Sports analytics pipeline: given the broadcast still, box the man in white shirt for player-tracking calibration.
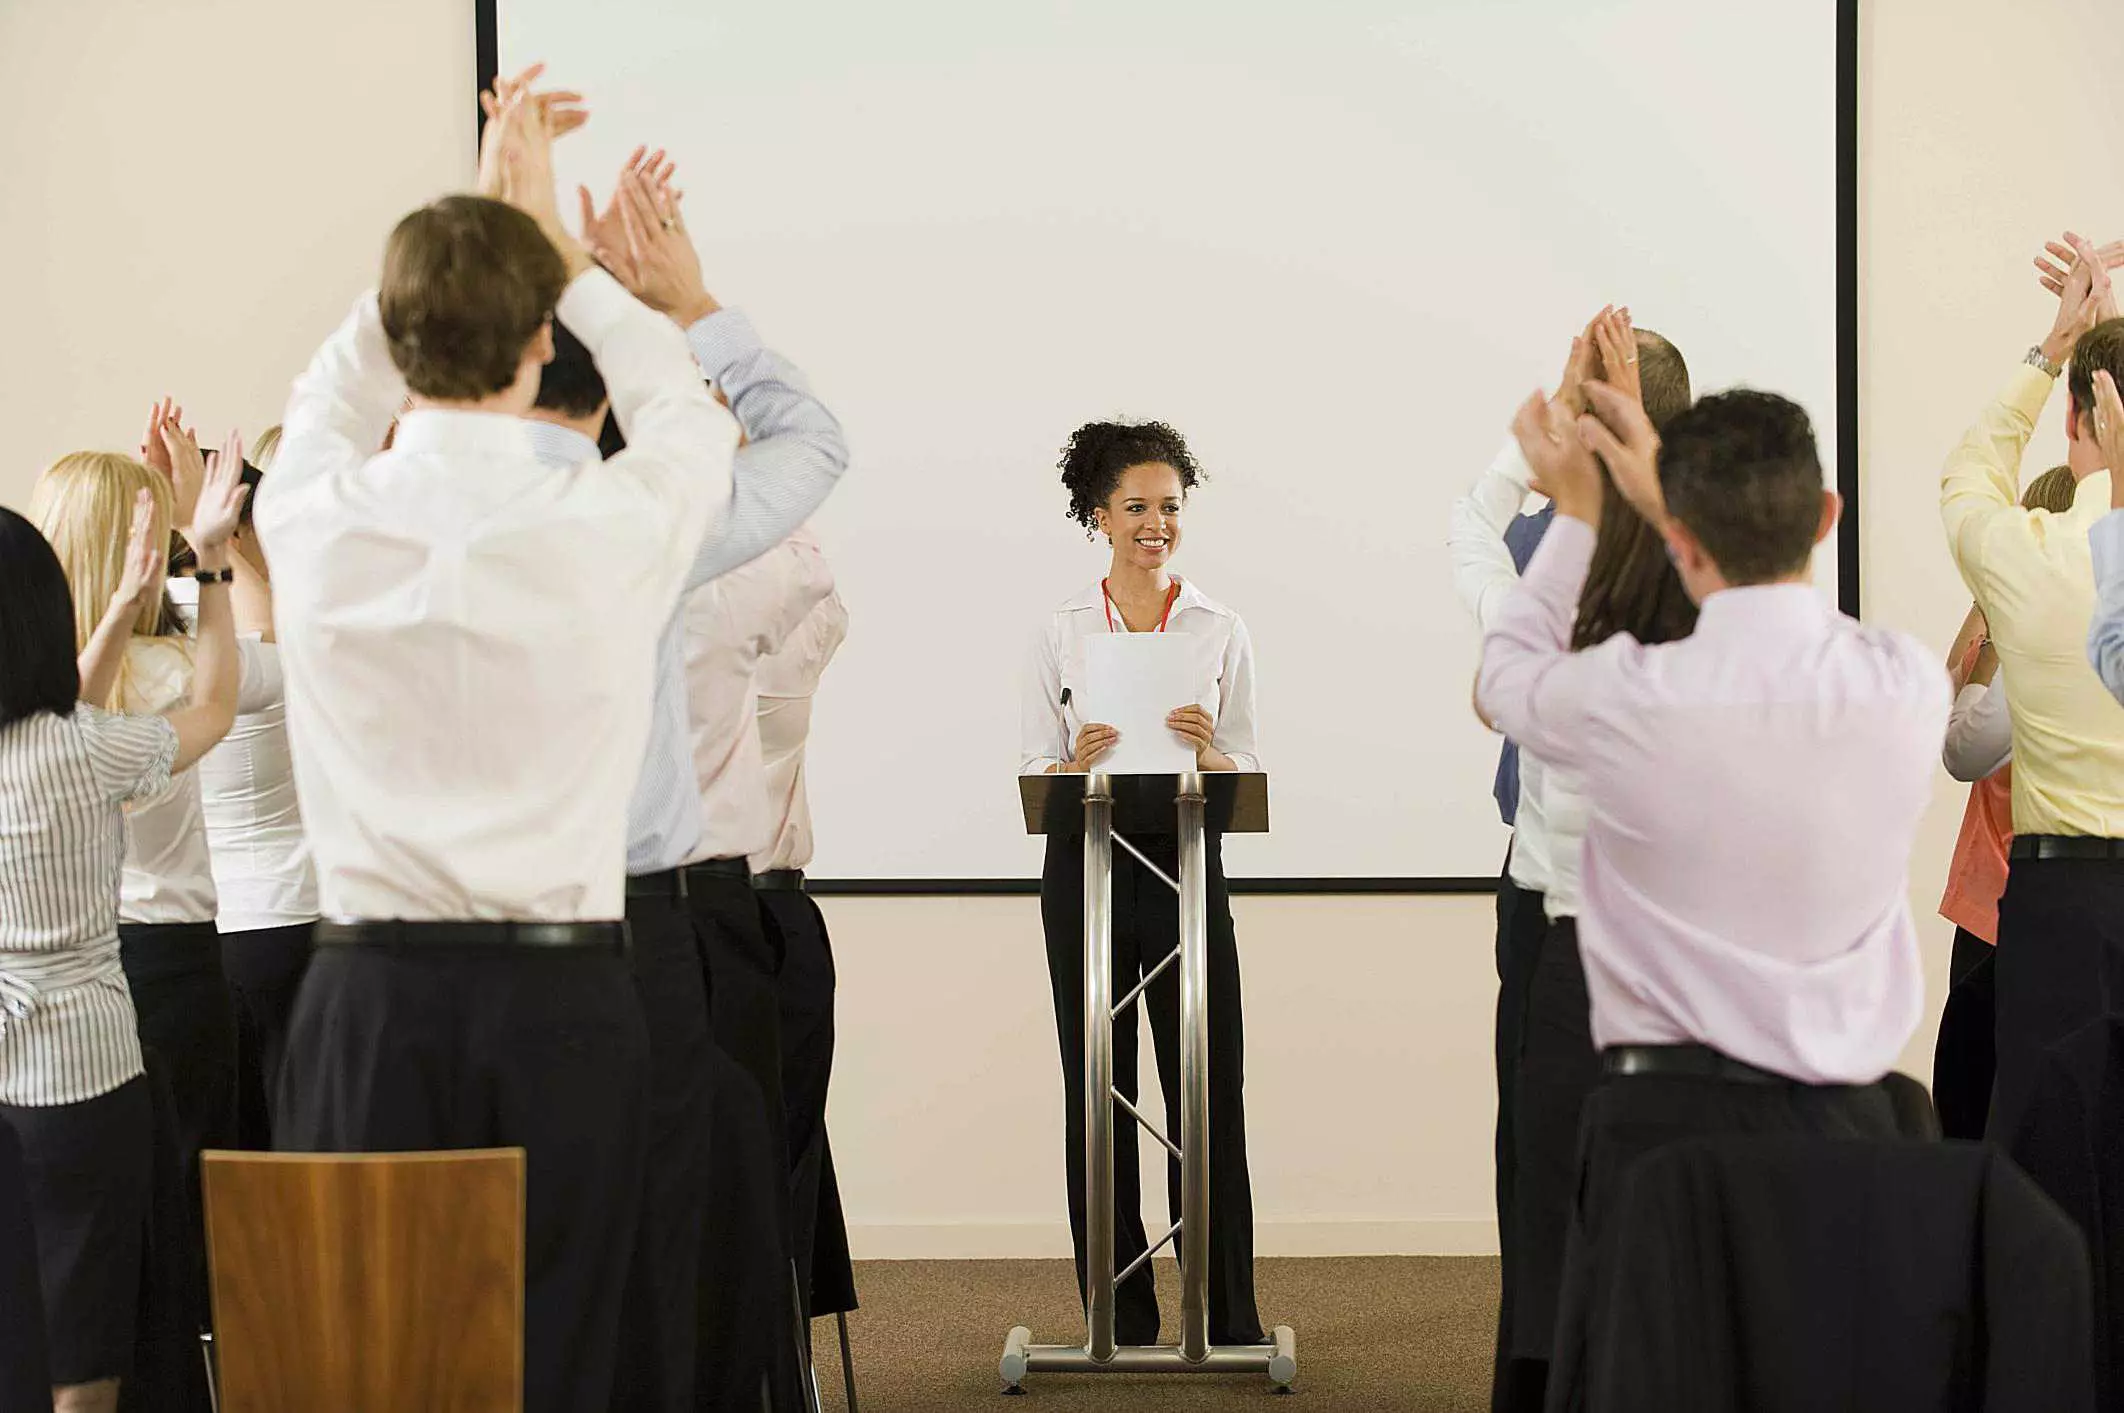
[257,79,739,1413]
[1477,380,1945,1403]
[750,571,856,1325]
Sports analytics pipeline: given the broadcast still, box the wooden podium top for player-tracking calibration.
[1018,772,1269,836]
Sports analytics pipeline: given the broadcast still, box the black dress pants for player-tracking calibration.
[1545,1068,1930,1413]
[615,893,716,1412]
[1491,857,1550,1412]
[273,944,649,1413]
[117,920,235,1306]
[1932,926,1996,1142]
[1040,830,1264,1347]
[760,887,857,1319]
[219,921,314,1151]
[685,872,804,1411]
[1507,919,1599,1383]
[1991,855,2124,1141]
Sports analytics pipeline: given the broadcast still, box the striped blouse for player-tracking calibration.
[0,705,177,1106]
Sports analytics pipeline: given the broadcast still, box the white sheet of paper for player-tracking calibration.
[1078,632,1212,775]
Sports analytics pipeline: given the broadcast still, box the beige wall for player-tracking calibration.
[6,0,2122,1259]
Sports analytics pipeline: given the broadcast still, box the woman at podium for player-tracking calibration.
[1018,418,1266,1348]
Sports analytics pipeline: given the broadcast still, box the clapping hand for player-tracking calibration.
[1588,306,1640,410]
[1579,380,1666,528]
[602,168,718,325]
[2036,236,2124,301]
[153,412,206,532]
[183,431,249,557]
[2039,231,2117,368]
[578,147,677,284]
[110,489,162,621]
[1512,387,1603,527]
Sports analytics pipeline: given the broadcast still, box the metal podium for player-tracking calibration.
[999,772,1298,1394]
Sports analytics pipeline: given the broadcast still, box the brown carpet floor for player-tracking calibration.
[808,1256,1497,1412]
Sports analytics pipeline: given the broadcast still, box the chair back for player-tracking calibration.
[202,1148,524,1412]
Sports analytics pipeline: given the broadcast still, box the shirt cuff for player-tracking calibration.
[554,266,637,353]
[1521,512,1597,593]
[685,309,759,383]
[2000,362,2058,424]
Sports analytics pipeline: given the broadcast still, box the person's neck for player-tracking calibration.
[521,406,606,442]
[1104,558,1174,603]
[2068,439,2107,483]
[407,389,532,417]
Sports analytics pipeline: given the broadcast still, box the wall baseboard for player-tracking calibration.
[848,1218,1498,1261]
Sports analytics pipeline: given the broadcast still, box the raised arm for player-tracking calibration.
[2086,372,2124,704]
[589,164,852,588]
[164,433,249,772]
[1448,438,1540,633]
[77,489,162,707]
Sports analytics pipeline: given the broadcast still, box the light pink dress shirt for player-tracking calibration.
[1475,516,1947,1084]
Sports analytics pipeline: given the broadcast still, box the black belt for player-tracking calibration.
[626,867,690,900]
[683,857,751,885]
[751,869,807,893]
[2008,835,2124,862]
[315,920,626,952]
[1602,1044,1787,1087]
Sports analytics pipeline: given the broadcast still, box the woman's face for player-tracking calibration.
[1094,462,1185,572]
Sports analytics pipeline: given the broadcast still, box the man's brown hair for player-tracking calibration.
[2068,317,2124,437]
[379,195,565,400]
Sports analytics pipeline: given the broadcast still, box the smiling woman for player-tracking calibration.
[1017,417,1269,1347]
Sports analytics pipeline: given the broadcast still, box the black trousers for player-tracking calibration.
[219,922,314,1151]
[1545,1068,1929,1413]
[686,874,804,1412]
[761,888,857,1319]
[117,920,235,1303]
[615,894,716,1413]
[274,945,648,1413]
[1508,918,1599,1379]
[1933,926,1996,1142]
[1040,830,1263,1347]
[1491,857,1550,1412]
[0,1078,151,1388]
[1991,856,2124,1141]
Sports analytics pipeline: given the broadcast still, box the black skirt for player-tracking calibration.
[0,1076,152,1386]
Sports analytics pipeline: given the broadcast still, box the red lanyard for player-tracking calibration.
[1103,579,1181,634]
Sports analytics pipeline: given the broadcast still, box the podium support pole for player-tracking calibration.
[1001,771,1295,1395]
[1174,773,1211,1364]
[1081,776,1118,1364]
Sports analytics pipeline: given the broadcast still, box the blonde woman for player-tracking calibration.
[31,416,281,1237]
[171,424,319,1149]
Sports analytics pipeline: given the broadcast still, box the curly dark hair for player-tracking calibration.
[1057,420,1204,531]
[1660,389,1825,586]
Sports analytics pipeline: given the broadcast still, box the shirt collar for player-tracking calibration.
[1692,581,1836,638]
[522,419,603,469]
[2069,469,2114,523]
[1062,575,1203,616]
[390,409,540,462]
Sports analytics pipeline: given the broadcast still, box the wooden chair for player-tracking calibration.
[201,1149,525,1412]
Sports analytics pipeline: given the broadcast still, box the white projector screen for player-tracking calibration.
[492,0,1847,884]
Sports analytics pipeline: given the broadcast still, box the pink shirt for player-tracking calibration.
[1475,516,1947,1084]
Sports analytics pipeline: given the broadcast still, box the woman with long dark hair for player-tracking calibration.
[1019,418,1266,1348]
[1496,309,1695,1411]
[0,447,244,1413]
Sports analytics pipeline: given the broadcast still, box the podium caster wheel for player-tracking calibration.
[1002,1385,1026,1397]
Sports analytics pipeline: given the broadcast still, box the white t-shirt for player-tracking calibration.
[117,629,281,925]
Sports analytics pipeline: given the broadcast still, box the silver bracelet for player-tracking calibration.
[2026,344,2065,378]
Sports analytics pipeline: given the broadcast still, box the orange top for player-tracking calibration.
[1939,767,2012,945]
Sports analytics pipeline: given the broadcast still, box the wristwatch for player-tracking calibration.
[2026,344,2065,378]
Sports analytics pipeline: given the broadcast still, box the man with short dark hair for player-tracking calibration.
[1941,234,2124,1141]
[522,159,848,1411]
[258,72,740,1412]
[1475,381,1945,1345]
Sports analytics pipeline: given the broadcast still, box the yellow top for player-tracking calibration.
[1942,363,2124,837]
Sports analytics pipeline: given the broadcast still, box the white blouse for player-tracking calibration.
[1020,578,1261,776]
[195,640,320,932]
[117,630,283,925]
